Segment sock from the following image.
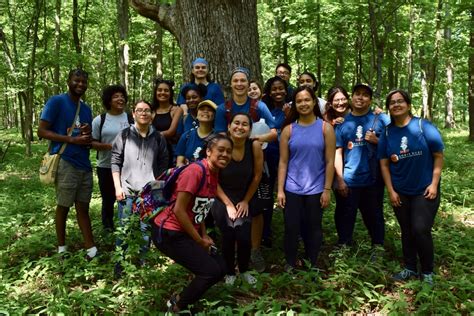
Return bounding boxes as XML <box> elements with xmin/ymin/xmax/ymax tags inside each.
<box><xmin>86</xmin><ymin>246</ymin><xmax>98</xmax><ymax>258</ymax></box>
<box><xmin>58</xmin><ymin>245</ymin><xmax>67</xmax><ymax>253</ymax></box>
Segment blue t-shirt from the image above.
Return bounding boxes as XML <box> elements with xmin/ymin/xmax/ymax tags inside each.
<box><xmin>177</xmin><ymin>113</ymin><xmax>199</xmax><ymax>135</ymax></box>
<box><xmin>176</xmin><ymin>82</ymin><xmax>225</xmax><ymax>105</ymax></box>
<box><xmin>175</xmin><ymin>129</ymin><xmax>210</xmax><ymax>162</ymax></box>
<box><xmin>378</xmin><ymin>117</ymin><xmax>444</xmax><ymax>195</ymax></box>
<box><xmin>40</xmin><ymin>93</ymin><xmax>93</xmax><ymax>171</ymax></box>
<box><xmin>214</xmin><ymin>98</ymin><xmax>277</xmax><ymax>133</ymax></box>
<box><xmin>335</xmin><ymin>111</ymin><xmax>389</xmax><ymax>187</ymax></box>
<box><xmin>267</xmin><ymin>107</ymin><xmax>286</xmax><ymax>153</ymax></box>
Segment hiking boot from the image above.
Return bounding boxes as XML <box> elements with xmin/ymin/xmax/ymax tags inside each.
<box><xmin>421</xmin><ymin>273</ymin><xmax>434</xmax><ymax>286</ymax></box>
<box><xmin>241</xmin><ymin>272</ymin><xmax>257</xmax><ymax>285</ymax></box>
<box><xmin>392</xmin><ymin>268</ymin><xmax>419</xmax><ymax>282</ymax></box>
<box><xmin>224</xmin><ymin>275</ymin><xmax>236</xmax><ymax>286</ymax></box>
<box><xmin>251</xmin><ymin>248</ymin><xmax>266</xmax><ymax>273</ymax></box>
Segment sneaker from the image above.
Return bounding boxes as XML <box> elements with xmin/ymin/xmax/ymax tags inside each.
<box><xmin>166</xmin><ymin>295</ymin><xmax>180</xmax><ymax>315</ymax></box>
<box><xmin>251</xmin><ymin>248</ymin><xmax>266</xmax><ymax>273</ymax></box>
<box><xmin>240</xmin><ymin>272</ymin><xmax>257</xmax><ymax>285</ymax></box>
<box><xmin>421</xmin><ymin>273</ymin><xmax>434</xmax><ymax>286</ymax></box>
<box><xmin>392</xmin><ymin>268</ymin><xmax>419</xmax><ymax>282</ymax></box>
<box><xmin>224</xmin><ymin>275</ymin><xmax>236</xmax><ymax>286</ymax></box>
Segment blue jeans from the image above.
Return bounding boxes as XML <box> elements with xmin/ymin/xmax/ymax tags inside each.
<box><xmin>116</xmin><ymin>197</ymin><xmax>150</xmax><ymax>257</ymax></box>
<box><xmin>334</xmin><ymin>185</ymin><xmax>385</xmax><ymax>246</ymax></box>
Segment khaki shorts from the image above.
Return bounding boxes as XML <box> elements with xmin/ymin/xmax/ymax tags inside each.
<box><xmin>55</xmin><ymin>158</ymin><xmax>93</xmax><ymax>207</ymax></box>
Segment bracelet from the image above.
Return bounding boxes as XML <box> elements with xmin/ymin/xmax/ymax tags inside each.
<box><xmin>324</xmin><ymin>187</ymin><xmax>331</xmax><ymax>191</ymax></box>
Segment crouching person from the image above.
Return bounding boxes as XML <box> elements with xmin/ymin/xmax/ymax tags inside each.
<box><xmin>111</xmin><ymin>100</ymin><xmax>168</xmax><ymax>276</ymax></box>
<box><xmin>152</xmin><ymin>134</ymin><xmax>233</xmax><ymax>313</ymax></box>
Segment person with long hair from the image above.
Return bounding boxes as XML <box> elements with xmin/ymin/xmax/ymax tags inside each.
<box><xmin>212</xmin><ymin>112</ymin><xmax>264</xmax><ymax>285</ymax></box>
<box><xmin>277</xmin><ymin>86</ymin><xmax>336</xmax><ymax>272</ymax></box>
<box><xmin>152</xmin><ymin>134</ymin><xmax>233</xmax><ymax>313</ymax></box>
<box><xmin>248</xmin><ymin>80</ymin><xmax>263</xmax><ymax>100</ymax></box>
<box><xmin>324</xmin><ymin>86</ymin><xmax>351</xmax><ymax>126</ymax></box>
<box><xmin>297</xmin><ymin>70</ymin><xmax>326</xmax><ymax>114</ymax></box>
<box><xmin>151</xmin><ymin>78</ymin><xmax>183</xmax><ymax>167</ymax></box>
<box><xmin>379</xmin><ymin>89</ymin><xmax>444</xmax><ymax>286</ymax></box>
<box><xmin>257</xmin><ymin>76</ymin><xmax>289</xmax><ymax>252</ymax></box>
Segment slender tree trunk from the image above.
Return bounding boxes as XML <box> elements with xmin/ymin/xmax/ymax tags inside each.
<box><xmin>468</xmin><ymin>9</ymin><xmax>474</xmax><ymax>141</ymax></box>
<box><xmin>72</xmin><ymin>0</ymin><xmax>82</xmax><ymax>67</ymax></box>
<box><xmin>53</xmin><ymin>0</ymin><xmax>61</xmax><ymax>94</ymax></box>
<box><xmin>444</xmin><ymin>4</ymin><xmax>455</xmax><ymax>128</ymax></box>
<box><xmin>154</xmin><ymin>22</ymin><xmax>163</xmax><ymax>79</ymax></box>
<box><xmin>335</xmin><ymin>31</ymin><xmax>344</xmax><ymax>86</ymax></box>
<box><xmin>116</xmin><ymin>0</ymin><xmax>130</xmax><ymax>90</ymax></box>
<box><xmin>316</xmin><ymin>0</ymin><xmax>322</xmax><ymax>96</ymax></box>
<box><xmin>407</xmin><ymin>5</ymin><xmax>415</xmax><ymax>95</ymax></box>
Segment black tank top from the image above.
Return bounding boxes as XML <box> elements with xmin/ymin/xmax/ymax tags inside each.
<box><xmin>152</xmin><ymin>110</ymin><xmax>172</xmax><ymax>132</ymax></box>
<box><xmin>219</xmin><ymin>139</ymin><xmax>254</xmax><ymax>203</ymax></box>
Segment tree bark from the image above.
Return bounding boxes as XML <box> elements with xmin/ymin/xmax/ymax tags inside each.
<box><xmin>444</xmin><ymin>3</ymin><xmax>455</xmax><ymax>128</ymax></box>
<box><xmin>469</xmin><ymin>9</ymin><xmax>474</xmax><ymax>141</ymax></box>
<box><xmin>53</xmin><ymin>0</ymin><xmax>61</xmax><ymax>94</ymax></box>
<box><xmin>130</xmin><ymin>0</ymin><xmax>262</xmax><ymax>92</ymax></box>
<box><xmin>116</xmin><ymin>0</ymin><xmax>130</xmax><ymax>90</ymax></box>
<box><xmin>72</xmin><ymin>0</ymin><xmax>82</xmax><ymax>66</ymax></box>
<box><xmin>407</xmin><ymin>5</ymin><xmax>415</xmax><ymax>95</ymax></box>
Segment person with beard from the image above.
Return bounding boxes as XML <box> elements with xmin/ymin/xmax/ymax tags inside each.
<box><xmin>37</xmin><ymin>68</ymin><xmax>98</xmax><ymax>259</ymax></box>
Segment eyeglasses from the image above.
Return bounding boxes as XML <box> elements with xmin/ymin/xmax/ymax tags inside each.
<box><xmin>389</xmin><ymin>99</ymin><xmax>406</xmax><ymax>106</ymax></box>
<box><xmin>135</xmin><ymin>108</ymin><xmax>152</xmax><ymax>114</ymax></box>
<box><xmin>333</xmin><ymin>98</ymin><xmax>347</xmax><ymax>104</ymax></box>
<box><xmin>277</xmin><ymin>71</ymin><xmax>290</xmax><ymax>76</ymax></box>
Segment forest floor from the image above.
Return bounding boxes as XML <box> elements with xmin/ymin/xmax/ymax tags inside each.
<box><xmin>0</xmin><ymin>128</ymin><xmax>473</xmax><ymax>315</ymax></box>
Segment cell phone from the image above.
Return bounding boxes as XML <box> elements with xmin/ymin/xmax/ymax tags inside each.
<box><xmin>209</xmin><ymin>245</ymin><xmax>218</xmax><ymax>256</ymax></box>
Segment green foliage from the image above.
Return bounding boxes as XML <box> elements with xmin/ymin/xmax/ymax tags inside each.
<box><xmin>0</xmin><ymin>127</ymin><xmax>472</xmax><ymax>314</ymax></box>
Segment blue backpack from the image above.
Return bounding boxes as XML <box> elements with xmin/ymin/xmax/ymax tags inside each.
<box><xmin>131</xmin><ymin>161</ymin><xmax>206</xmax><ymax>222</ymax></box>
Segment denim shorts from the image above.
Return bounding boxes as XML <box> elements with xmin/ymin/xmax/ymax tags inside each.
<box><xmin>55</xmin><ymin>158</ymin><xmax>93</xmax><ymax>207</ymax></box>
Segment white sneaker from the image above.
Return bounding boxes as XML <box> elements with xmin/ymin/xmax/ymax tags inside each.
<box><xmin>240</xmin><ymin>272</ymin><xmax>257</xmax><ymax>285</ymax></box>
<box><xmin>224</xmin><ymin>275</ymin><xmax>236</xmax><ymax>286</ymax></box>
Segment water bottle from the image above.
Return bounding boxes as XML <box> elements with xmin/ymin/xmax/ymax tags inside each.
<box><xmin>250</xmin><ymin>118</ymin><xmax>271</xmax><ymax>150</ymax></box>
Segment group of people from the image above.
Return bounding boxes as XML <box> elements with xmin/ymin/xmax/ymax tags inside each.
<box><xmin>38</xmin><ymin>59</ymin><xmax>444</xmax><ymax>312</ymax></box>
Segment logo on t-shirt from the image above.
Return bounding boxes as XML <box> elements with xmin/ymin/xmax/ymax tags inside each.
<box><xmin>348</xmin><ymin>125</ymin><xmax>366</xmax><ymax>150</ymax></box>
<box><xmin>394</xmin><ymin>136</ymin><xmax>423</xmax><ymax>161</ymax></box>
<box><xmin>193</xmin><ymin>147</ymin><xmax>202</xmax><ymax>160</ymax></box>
<box><xmin>400</xmin><ymin>136</ymin><xmax>408</xmax><ymax>153</ymax></box>
<box><xmin>192</xmin><ymin>197</ymin><xmax>215</xmax><ymax>224</ymax></box>
<box><xmin>356</xmin><ymin>125</ymin><xmax>364</xmax><ymax>141</ymax></box>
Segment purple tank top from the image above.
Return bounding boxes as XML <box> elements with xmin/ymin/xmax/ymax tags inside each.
<box><xmin>285</xmin><ymin>119</ymin><xmax>326</xmax><ymax>195</ymax></box>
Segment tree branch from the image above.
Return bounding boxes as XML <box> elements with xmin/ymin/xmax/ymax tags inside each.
<box><xmin>129</xmin><ymin>0</ymin><xmax>177</xmax><ymax>38</ymax></box>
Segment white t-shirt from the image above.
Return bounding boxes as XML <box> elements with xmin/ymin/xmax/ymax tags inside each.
<box><xmin>92</xmin><ymin>112</ymin><xmax>130</xmax><ymax>168</ymax></box>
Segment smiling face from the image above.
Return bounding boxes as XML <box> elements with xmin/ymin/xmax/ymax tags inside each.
<box><xmin>228</xmin><ymin>114</ymin><xmax>251</xmax><ymax>140</ymax></box>
<box><xmin>185</xmin><ymin>89</ymin><xmax>202</xmax><ymax>110</ymax></box>
<box><xmin>231</xmin><ymin>72</ymin><xmax>249</xmax><ymax>98</ymax></box>
<box><xmin>351</xmin><ymin>87</ymin><xmax>372</xmax><ymax>114</ymax></box>
<box><xmin>192</xmin><ymin>63</ymin><xmax>208</xmax><ymax>81</ymax></box>
<box><xmin>248</xmin><ymin>82</ymin><xmax>262</xmax><ymax>99</ymax></box>
<box><xmin>207</xmin><ymin>139</ymin><xmax>233</xmax><ymax>169</ymax></box>
<box><xmin>388</xmin><ymin>92</ymin><xmax>411</xmax><ymax>118</ymax></box>
<box><xmin>276</xmin><ymin>66</ymin><xmax>291</xmax><ymax>82</ymax></box>
<box><xmin>270</xmin><ymin>80</ymin><xmax>287</xmax><ymax>104</ymax></box>
<box><xmin>67</xmin><ymin>74</ymin><xmax>88</xmax><ymax>98</ymax></box>
<box><xmin>298</xmin><ymin>74</ymin><xmax>315</xmax><ymax>89</ymax></box>
<box><xmin>331</xmin><ymin>91</ymin><xmax>349</xmax><ymax>114</ymax></box>
<box><xmin>294</xmin><ymin>90</ymin><xmax>316</xmax><ymax>116</ymax></box>
<box><xmin>133</xmin><ymin>101</ymin><xmax>153</xmax><ymax>125</ymax></box>
<box><xmin>110</xmin><ymin>92</ymin><xmax>126</xmax><ymax>113</ymax></box>
<box><xmin>155</xmin><ymin>83</ymin><xmax>171</xmax><ymax>104</ymax></box>
<box><xmin>196</xmin><ymin>105</ymin><xmax>215</xmax><ymax>123</ymax></box>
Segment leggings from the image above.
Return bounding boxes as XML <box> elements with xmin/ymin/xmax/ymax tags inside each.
<box><xmin>151</xmin><ymin>225</ymin><xmax>226</xmax><ymax>310</ymax></box>
<box><xmin>284</xmin><ymin>191</ymin><xmax>323</xmax><ymax>267</ymax></box>
<box><xmin>393</xmin><ymin>192</ymin><xmax>440</xmax><ymax>274</ymax></box>
<box><xmin>97</xmin><ymin>167</ymin><xmax>116</xmax><ymax>230</ymax></box>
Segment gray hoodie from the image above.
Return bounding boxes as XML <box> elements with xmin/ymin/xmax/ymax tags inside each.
<box><xmin>111</xmin><ymin>124</ymin><xmax>168</xmax><ymax>196</ymax></box>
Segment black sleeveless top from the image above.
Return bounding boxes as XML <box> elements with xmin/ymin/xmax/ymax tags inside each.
<box><xmin>152</xmin><ymin>111</ymin><xmax>172</xmax><ymax>132</ymax></box>
<box><xmin>218</xmin><ymin>139</ymin><xmax>254</xmax><ymax>204</ymax></box>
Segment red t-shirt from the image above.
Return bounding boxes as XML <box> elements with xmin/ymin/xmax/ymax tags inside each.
<box><xmin>154</xmin><ymin>159</ymin><xmax>218</xmax><ymax>232</ymax></box>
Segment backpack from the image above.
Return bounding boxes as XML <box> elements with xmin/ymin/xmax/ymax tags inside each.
<box><xmin>225</xmin><ymin>98</ymin><xmax>260</xmax><ymax>124</ymax></box>
<box><xmin>131</xmin><ymin>160</ymin><xmax>206</xmax><ymax>222</ymax></box>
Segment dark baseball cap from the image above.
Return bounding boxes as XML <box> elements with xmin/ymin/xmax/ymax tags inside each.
<box><xmin>352</xmin><ymin>83</ymin><xmax>373</xmax><ymax>98</ymax></box>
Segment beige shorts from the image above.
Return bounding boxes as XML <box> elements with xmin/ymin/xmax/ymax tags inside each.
<box><xmin>55</xmin><ymin>158</ymin><xmax>93</xmax><ymax>207</ymax></box>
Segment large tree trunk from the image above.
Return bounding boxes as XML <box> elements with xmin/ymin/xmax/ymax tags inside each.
<box><xmin>130</xmin><ymin>0</ymin><xmax>262</xmax><ymax>94</ymax></box>
<box><xmin>469</xmin><ymin>9</ymin><xmax>474</xmax><ymax>141</ymax></box>
<box><xmin>116</xmin><ymin>0</ymin><xmax>130</xmax><ymax>90</ymax></box>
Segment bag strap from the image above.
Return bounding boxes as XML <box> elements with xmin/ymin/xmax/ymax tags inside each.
<box><xmin>51</xmin><ymin>101</ymin><xmax>81</xmax><ymax>155</ymax></box>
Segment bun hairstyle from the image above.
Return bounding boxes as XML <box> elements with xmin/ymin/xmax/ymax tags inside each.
<box><xmin>199</xmin><ymin>133</ymin><xmax>234</xmax><ymax>158</ymax></box>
